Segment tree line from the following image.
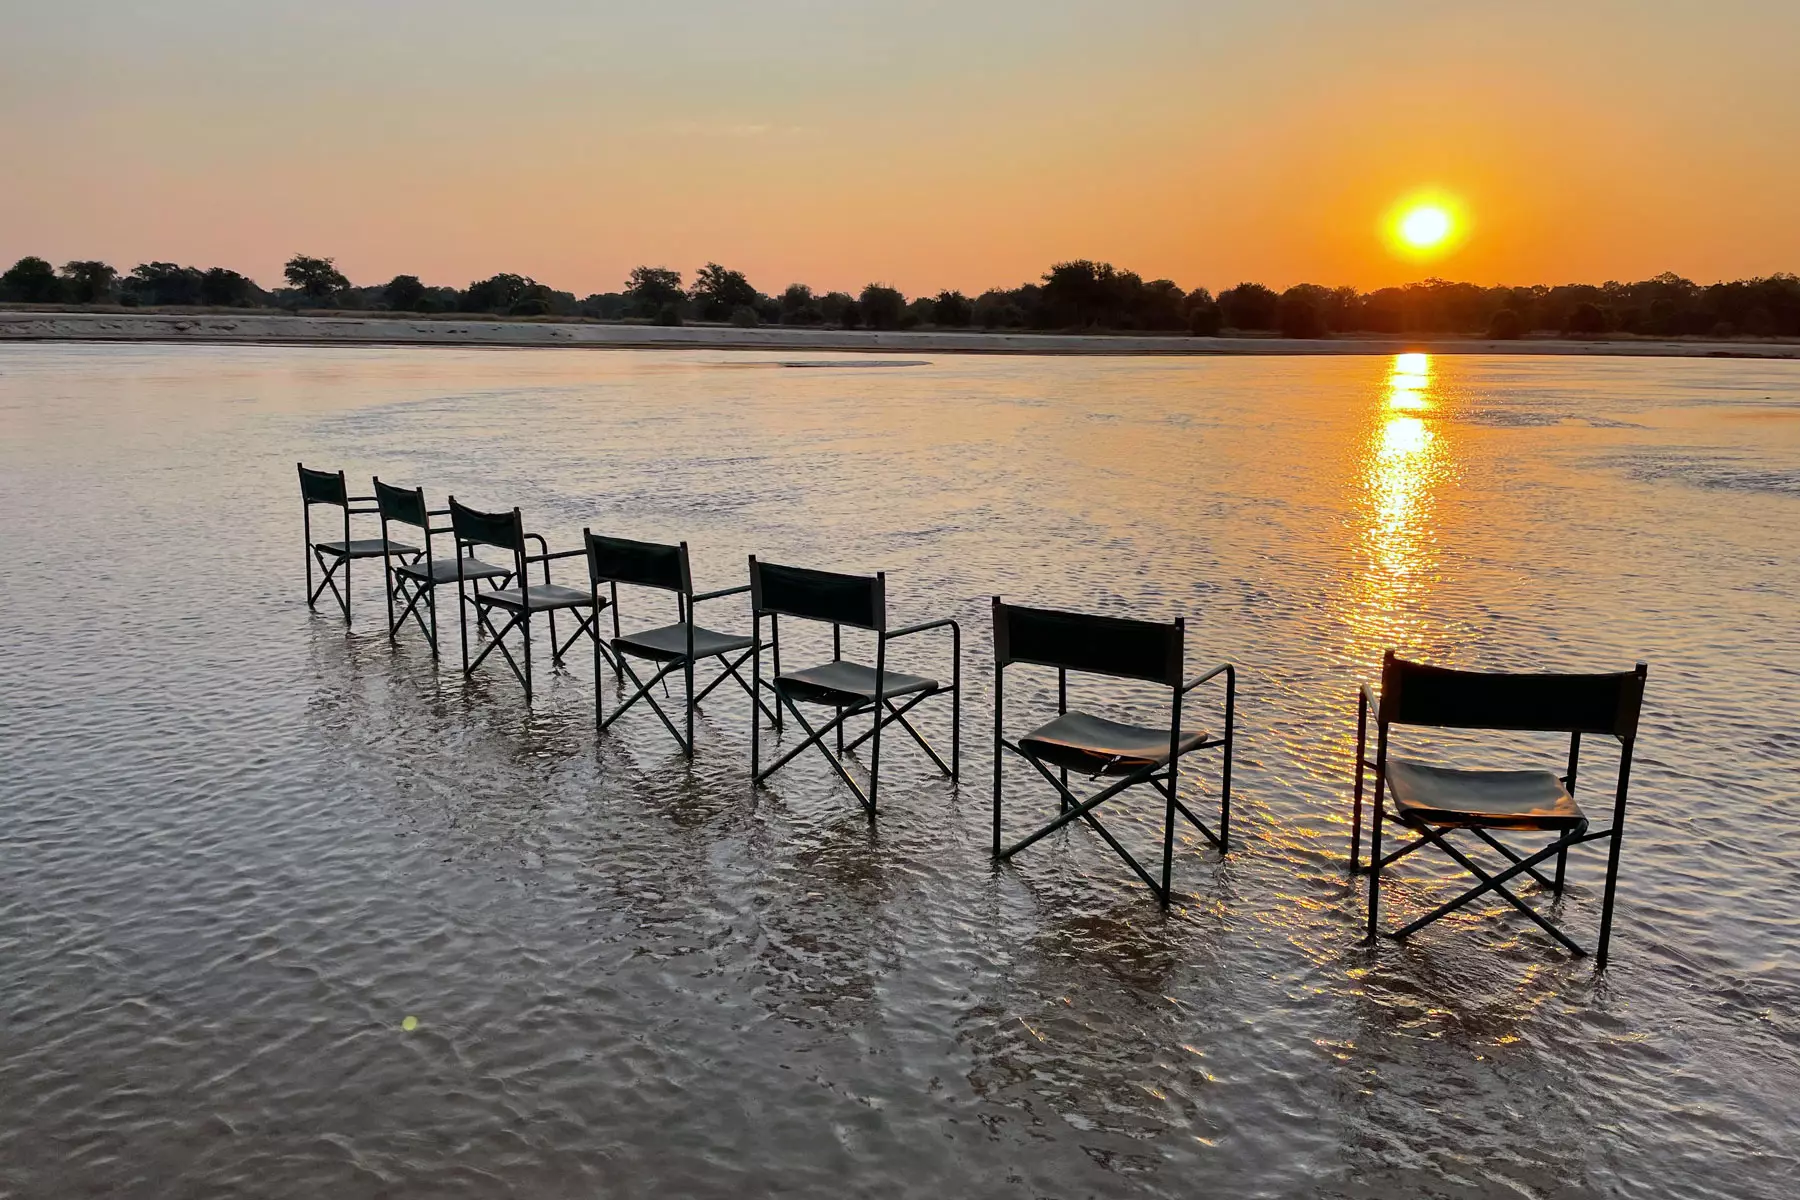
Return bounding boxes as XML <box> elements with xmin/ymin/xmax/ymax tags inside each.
<box><xmin>3</xmin><ymin>252</ymin><xmax>1797</xmax><ymax>338</ymax></box>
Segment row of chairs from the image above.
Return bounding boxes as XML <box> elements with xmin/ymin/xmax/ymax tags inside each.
<box><xmin>300</xmin><ymin>465</ymin><xmax>1648</xmax><ymax>965</ymax></box>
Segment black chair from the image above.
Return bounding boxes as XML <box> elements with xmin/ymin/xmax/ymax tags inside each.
<box><xmin>373</xmin><ymin>478</ymin><xmax>514</xmax><ymax>657</ymax></box>
<box><xmin>448</xmin><ymin>497</ymin><xmax>604</xmax><ymax>701</ymax></box>
<box><xmin>586</xmin><ymin>532</ymin><xmax>776</xmax><ymax>755</ymax></box>
<box><xmin>298</xmin><ymin>463</ymin><xmax>416</xmax><ymax>625</ymax></box>
<box><xmin>990</xmin><ymin>600</ymin><xmax>1235</xmax><ymax>906</ymax></box>
<box><xmin>749</xmin><ymin>558</ymin><xmax>960</xmax><ymax>815</ymax></box>
<box><xmin>1352</xmin><ymin>651</ymin><xmax>1648</xmax><ymax>965</ymax></box>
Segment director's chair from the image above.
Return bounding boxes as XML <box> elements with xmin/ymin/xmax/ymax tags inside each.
<box><xmin>373</xmin><ymin>477</ymin><xmax>513</xmax><ymax>656</ymax></box>
<box><xmin>298</xmin><ymin>463</ymin><xmax>416</xmax><ymax>625</ymax></box>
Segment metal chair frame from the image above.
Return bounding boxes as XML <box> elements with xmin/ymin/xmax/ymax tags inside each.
<box><xmin>374</xmin><ymin>478</ymin><xmax>515</xmax><ymax>657</ymax></box>
<box><xmin>1351</xmin><ymin>651</ymin><xmax>1648</xmax><ymax>965</ymax></box>
<box><xmin>586</xmin><ymin>532</ymin><xmax>777</xmax><ymax>756</ymax></box>
<box><xmin>299</xmin><ymin>463</ymin><xmax>415</xmax><ymax>625</ymax></box>
<box><xmin>448</xmin><ymin>497</ymin><xmax>608</xmax><ymax>701</ymax></box>
<box><xmin>990</xmin><ymin>599</ymin><xmax>1235</xmax><ymax>906</ymax></box>
<box><xmin>748</xmin><ymin>558</ymin><xmax>961</xmax><ymax>816</ymax></box>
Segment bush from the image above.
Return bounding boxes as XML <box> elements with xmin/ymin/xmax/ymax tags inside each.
<box><xmin>1277</xmin><ymin>294</ymin><xmax>1325</xmax><ymax>339</ymax></box>
<box><xmin>933</xmin><ymin>290</ymin><xmax>973</xmax><ymax>327</ymax></box>
<box><xmin>1564</xmin><ymin>302</ymin><xmax>1609</xmax><ymax>335</ymax></box>
<box><xmin>729</xmin><ymin>304</ymin><xmax>760</xmax><ymax>327</ymax></box>
<box><xmin>509</xmin><ymin>297</ymin><xmax>551</xmax><ymax>316</ymax></box>
<box><xmin>1188</xmin><ymin>304</ymin><xmax>1223</xmax><ymax>337</ymax></box>
<box><xmin>859</xmin><ymin>283</ymin><xmax>906</xmax><ymax>330</ymax></box>
<box><xmin>1486</xmin><ymin>309</ymin><xmax>1525</xmax><ymax>339</ymax></box>
<box><xmin>654</xmin><ymin>302</ymin><xmax>683</xmax><ymax>326</ymax></box>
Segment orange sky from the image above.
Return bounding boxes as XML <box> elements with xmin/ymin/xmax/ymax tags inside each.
<box><xmin>3</xmin><ymin>1</ymin><xmax>1797</xmax><ymax>297</ymax></box>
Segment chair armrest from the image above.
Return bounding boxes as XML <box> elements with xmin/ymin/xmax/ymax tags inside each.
<box><xmin>1360</xmin><ymin>681</ymin><xmax>1380</xmax><ymax>718</ymax></box>
<box><xmin>525</xmin><ymin>548</ymin><xmax>586</xmax><ymax>564</ymax></box>
<box><xmin>428</xmin><ymin>525</ymin><xmax>453</xmax><ymax>536</ymax></box>
<box><xmin>692</xmin><ymin>583</ymin><xmax>751</xmax><ymax>604</ymax></box>
<box><xmin>347</xmin><ymin>494</ymin><xmax>377</xmax><ymax>503</ymax></box>
<box><xmin>884</xmin><ymin>617</ymin><xmax>959</xmax><ymax>641</ymax></box>
<box><xmin>427</xmin><ymin>507</ymin><xmax>450</xmax><ymax>516</ymax></box>
<box><xmin>1181</xmin><ymin>662</ymin><xmax>1234</xmax><ymax>693</ymax></box>
<box><xmin>347</xmin><ymin>505</ymin><xmax>380</xmax><ymax>515</ymax></box>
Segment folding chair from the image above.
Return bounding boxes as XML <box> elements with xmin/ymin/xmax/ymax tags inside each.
<box><xmin>1351</xmin><ymin>651</ymin><xmax>1648</xmax><ymax>965</ymax></box>
<box><xmin>748</xmin><ymin>558</ymin><xmax>960</xmax><ymax>815</ymax></box>
<box><xmin>299</xmin><ymin>463</ymin><xmax>416</xmax><ymax>625</ymax></box>
<box><xmin>448</xmin><ymin>497</ymin><xmax>605</xmax><ymax>701</ymax></box>
<box><xmin>372</xmin><ymin>478</ymin><xmax>515</xmax><ymax>656</ymax></box>
<box><xmin>586</xmin><ymin>532</ymin><xmax>777</xmax><ymax>755</ymax></box>
<box><xmin>990</xmin><ymin>600</ymin><xmax>1235</xmax><ymax>906</ymax></box>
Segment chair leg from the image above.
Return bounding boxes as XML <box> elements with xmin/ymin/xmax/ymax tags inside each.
<box><xmin>684</xmin><ymin>658</ymin><xmax>695</xmax><ymax>758</ymax></box>
<box><xmin>521</xmin><ymin>611</ymin><xmax>534</xmax><ymax>701</ymax></box>
<box><xmin>1159</xmin><ymin>764</ymin><xmax>1179</xmax><ymax>906</ymax></box>
<box><xmin>1366</xmin><ymin>801</ymin><xmax>1384</xmax><ymax>942</ymax></box>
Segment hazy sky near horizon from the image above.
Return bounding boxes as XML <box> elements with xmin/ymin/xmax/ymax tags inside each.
<box><xmin>4</xmin><ymin>0</ymin><xmax>1798</xmax><ymax>297</ymax></box>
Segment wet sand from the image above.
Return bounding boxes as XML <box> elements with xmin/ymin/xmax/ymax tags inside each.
<box><xmin>4</xmin><ymin>309</ymin><xmax>1798</xmax><ymax>358</ymax></box>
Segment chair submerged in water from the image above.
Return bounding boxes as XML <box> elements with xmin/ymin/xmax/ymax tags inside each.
<box><xmin>298</xmin><ymin>464</ymin><xmax>417</xmax><ymax>624</ymax></box>
<box><xmin>1352</xmin><ymin>651</ymin><xmax>1647</xmax><ymax>965</ymax></box>
<box><xmin>585</xmin><ymin>532</ymin><xmax>774</xmax><ymax>755</ymax></box>
<box><xmin>373</xmin><ymin>478</ymin><xmax>514</xmax><ymax>656</ymax></box>
<box><xmin>749</xmin><ymin>558</ymin><xmax>961</xmax><ymax>815</ymax></box>
<box><xmin>990</xmin><ymin>600</ymin><xmax>1235</xmax><ymax>906</ymax></box>
<box><xmin>448</xmin><ymin>497</ymin><xmax>605</xmax><ymax>701</ymax></box>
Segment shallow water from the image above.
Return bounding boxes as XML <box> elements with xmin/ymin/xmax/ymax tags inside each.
<box><xmin>1</xmin><ymin>344</ymin><xmax>1797</xmax><ymax>1199</ymax></box>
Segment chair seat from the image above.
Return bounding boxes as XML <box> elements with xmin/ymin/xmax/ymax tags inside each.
<box><xmin>776</xmin><ymin>659</ymin><xmax>938</xmax><ymax>705</ymax></box>
<box><xmin>1385</xmin><ymin>758</ymin><xmax>1585</xmax><ymax>831</ymax></box>
<box><xmin>478</xmin><ymin>583</ymin><xmax>594</xmax><ymax>611</ymax></box>
<box><xmin>615</xmin><ymin>622</ymin><xmax>753</xmax><ymax>662</ymax></box>
<box><xmin>394</xmin><ymin>556</ymin><xmax>512</xmax><ymax>585</ymax></box>
<box><xmin>1019</xmin><ymin>710</ymin><xmax>1209</xmax><ymax>776</ymax></box>
<box><xmin>315</xmin><ymin>538</ymin><xmax>417</xmax><ymax>559</ymax></box>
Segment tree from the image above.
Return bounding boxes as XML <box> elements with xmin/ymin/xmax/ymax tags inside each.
<box><xmin>283</xmin><ymin>255</ymin><xmax>349</xmax><ymax>302</ymax></box>
<box><xmin>61</xmin><ymin>260</ymin><xmax>117</xmax><ymax>304</ymax></box>
<box><xmin>820</xmin><ymin>291</ymin><xmax>860</xmax><ymax>328</ymax></box>
<box><xmin>729</xmin><ymin>304</ymin><xmax>760</xmax><ymax>327</ymax></box>
<box><xmin>382</xmin><ymin>274</ymin><xmax>428</xmax><ymax>312</ymax></box>
<box><xmin>688</xmin><ymin>262</ymin><xmax>758</xmax><ymax>321</ymax></box>
<box><xmin>1486</xmin><ymin>309</ymin><xmax>1525</xmax><ymax>339</ymax></box>
<box><xmin>123</xmin><ymin>262</ymin><xmax>204</xmax><ymax>306</ymax></box>
<box><xmin>1</xmin><ymin>256</ymin><xmax>62</xmax><ymax>303</ymax></box>
<box><xmin>858</xmin><ymin>283</ymin><xmax>905</xmax><ymax>330</ymax></box>
<box><xmin>461</xmin><ymin>273</ymin><xmax>534</xmax><ymax>313</ymax></box>
<box><xmin>1188</xmin><ymin>303</ymin><xmax>1223</xmax><ymax>336</ymax></box>
<box><xmin>625</xmin><ymin>266</ymin><xmax>683</xmax><ymax>317</ymax></box>
<box><xmin>1218</xmin><ymin>282</ymin><xmax>1279</xmax><ymax>331</ymax></box>
<box><xmin>1564</xmin><ymin>302</ymin><xmax>1609</xmax><ymax>335</ymax></box>
<box><xmin>933</xmin><ymin>290</ymin><xmax>973</xmax><ymax>327</ymax></box>
<box><xmin>1041</xmin><ymin>260</ymin><xmax>1121</xmax><ymax>328</ymax></box>
<box><xmin>779</xmin><ymin>283</ymin><xmax>824</xmax><ymax>325</ymax></box>
<box><xmin>1277</xmin><ymin>286</ymin><xmax>1327</xmax><ymax>338</ymax></box>
<box><xmin>200</xmin><ymin>268</ymin><xmax>257</xmax><ymax>307</ymax></box>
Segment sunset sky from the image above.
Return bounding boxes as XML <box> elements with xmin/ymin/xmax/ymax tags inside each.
<box><xmin>4</xmin><ymin>1</ymin><xmax>1797</xmax><ymax>297</ymax></box>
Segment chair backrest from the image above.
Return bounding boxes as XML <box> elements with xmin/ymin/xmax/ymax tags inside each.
<box><xmin>372</xmin><ymin>478</ymin><xmax>430</xmax><ymax>531</ymax></box>
<box><xmin>298</xmin><ymin>463</ymin><xmax>347</xmax><ymax>508</ymax></box>
<box><xmin>1379</xmin><ymin>652</ymin><xmax>1647</xmax><ymax>739</ymax></box>
<box><xmin>993</xmin><ymin>599</ymin><xmax>1184</xmax><ymax>687</ymax></box>
<box><xmin>749</xmin><ymin>558</ymin><xmax>885</xmax><ymax>631</ymax></box>
<box><xmin>448</xmin><ymin>497</ymin><xmax>527</xmax><ymax>556</ymax></box>
<box><xmin>586</xmin><ymin>532</ymin><xmax>691</xmax><ymax>594</ymax></box>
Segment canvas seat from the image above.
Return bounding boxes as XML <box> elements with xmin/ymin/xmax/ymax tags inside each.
<box><xmin>1019</xmin><ymin>711</ymin><xmax>1210</xmax><ymax>776</ymax></box>
<box><xmin>992</xmin><ymin>600</ymin><xmax>1236</xmax><ymax>906</ymax></box>
<box><xmin>614</xmin><ymin>622</ymin><xmax>754</xmax><ymax>663</ymax></box>
<box><xmin>1384</xmin><ymin>759</ymin><xmax>1583</xmax><ymax>831</ymax></box>
<box><xmin>393</xmin><ymin>556</ymin><xmax>511</xmax><ymax>585</ymax></box>
<box><xmin>751</xmin><ymin>558</ymin><xmax>961</xmax><ymax>816</ymax></box>
<box><xmin>775</xmin><ymin>660</ymin><xmax>937</xmax><ymax>705</ymax></box>
<box><xmin>1351</xmin><ymin>651</ymin><xmax>1649</xmax><ymax>964</ymax></box>
<box><xmin>451</xmin><ymin>498</ymin><xmax>604</xmax><ymax>701</ymax></box>
<box><xmin>480</xmin><ymin>583</ymin><xmax>595</xmax><ymax>611</ymax></box>
<box><xmin>317</xmin><ymin>537</ymin><xmax>417</xmax><ymax>559</ymax></box>
<box><xmin>587</xmin><ymin>533</ymin><xmax>772</xmax><ymax>756</ymax></box>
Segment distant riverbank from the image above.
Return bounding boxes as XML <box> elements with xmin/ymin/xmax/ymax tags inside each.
<box><xmin>4</xmin><ymin>309</ymin><xmax>1799</xmax><ymax>359</ymax></box>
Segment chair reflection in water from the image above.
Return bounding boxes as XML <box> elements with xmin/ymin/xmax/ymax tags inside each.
<box><xmin>585</xmin><ymin>532</ymin><xmax>774</xmax><ymax>756</ymax></box>
<box><xmin>990</xmin><ymin>600</ymin><xmax>1236</xmax><ymax>906</ymax></box>
<box><xmin>1352</xmin><ymin>651</ymin><xmax>1647</xmax><ymax>965</ymax></box>
<box><xmin>448</xmin><ymin>497</ymin><xmax>605</xmax><ymax>702</ymax></box>
<box><xmin>749</xmin><ymin>558</ymin><xmax>961</xmax><ymax>815</ymax></box>
<box><xmin>297</xmin><ymin>464</ymin><xmax>416</xmax><ymax>625</ymax></box>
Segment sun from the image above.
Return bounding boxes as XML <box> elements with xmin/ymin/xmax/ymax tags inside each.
<box><xmin>1399</xmin><ymin>205</ymin><xmax>1452</xmax><ymax>249</ymax></box>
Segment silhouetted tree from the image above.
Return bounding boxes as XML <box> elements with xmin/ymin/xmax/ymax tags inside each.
<box><xmin>61</xmin><ymin>260</ymin><xmax>117</xmax><ymax>304</ymax></box>
<box><xmin>124</xmin><ymin>262</ymin><xmax>204</xmax><ymax>306</ymax></box>
<box><xmin>689</xmin><ymin>262</ymin><xmax>758</xmax><ymax>321</ymax></box>
<box><xmin>1041</xmin><ymin>260</ymin><xmax>1121</xmax><ymax>328</ymax></box>
<box><xmin>653</xmin><ymin>302</ymin><xmax>683</xmax><ymax>326</ymax></box>
<box><xmin>625</xmin><ymin>266</ymin><xmax>683</xmax><ymax>317</ymax></box>
<box><xmin>933</xmin><ymin>290</ymin><xmax>973</xmax><ymax>327</ymax></box>
<box><xmin>200</xmin><ymin>268</ymin><xmax>257</xmax><ymax>307</ymax></box>
<box><xmin>1565</xmin><ymin>302</ymin><xmax>1609</xmax><ymax>335</ymax></box>
<box><xmin>974</xmin><ymin>289</ymin><xmax>1026</xmax><ymax>329</ymax></box>
<box><xmin>820</xmin><ymin>291</ymin><xmax>860</xmax><ymax>328</ymax></box>
<box><xmin>283</xmin><ymin>255</ymin><xmax>349</xmax><ymax>302</ymax></box>
<box><xmin>1</xmin><ymin>256</ymin><xmax>62</xmax><ymax>303</ymax></box>
<box><xmin>382</xmin><ymin>274</ymin><xmax>428</xmax><ymax>312</ymax></box>
<box><xmin>1218</xmin><ymin>282</ymin><xmax>1279</xmax><ymax>331</ymax></box>
<box><xmin>1277</xmin><ymin>286</ymin><xmax>1327</xmax><ymax>338</ymax></box>
<box><xmin>1188</xmin><ymin>303</ymin><xmax>1223</xmax><ymax>336</ymax></box>
<box><xmin>859</xmin><ymin>283</ymin><xmax>905</xmax><ymax>330</ymax></box>
<box><xmin>779</xmin><ymin>283</ymin><xmax>824</xmax><ymax>325</ymax></box>
<box><xmin>1486</xmin><ymin>309</ymin><xmax>1525</xmax><ymax>339</ymax></box>
<box><xmin>729</xmin><ymin>304</ymin><xmax>760</xmax><ymax>327</ymax></box>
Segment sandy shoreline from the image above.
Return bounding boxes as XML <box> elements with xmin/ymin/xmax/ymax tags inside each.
<box><xmin>3</xmin><ymin>309</ymin><xmax>1799</xmax><ymax>359</ymax></box>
